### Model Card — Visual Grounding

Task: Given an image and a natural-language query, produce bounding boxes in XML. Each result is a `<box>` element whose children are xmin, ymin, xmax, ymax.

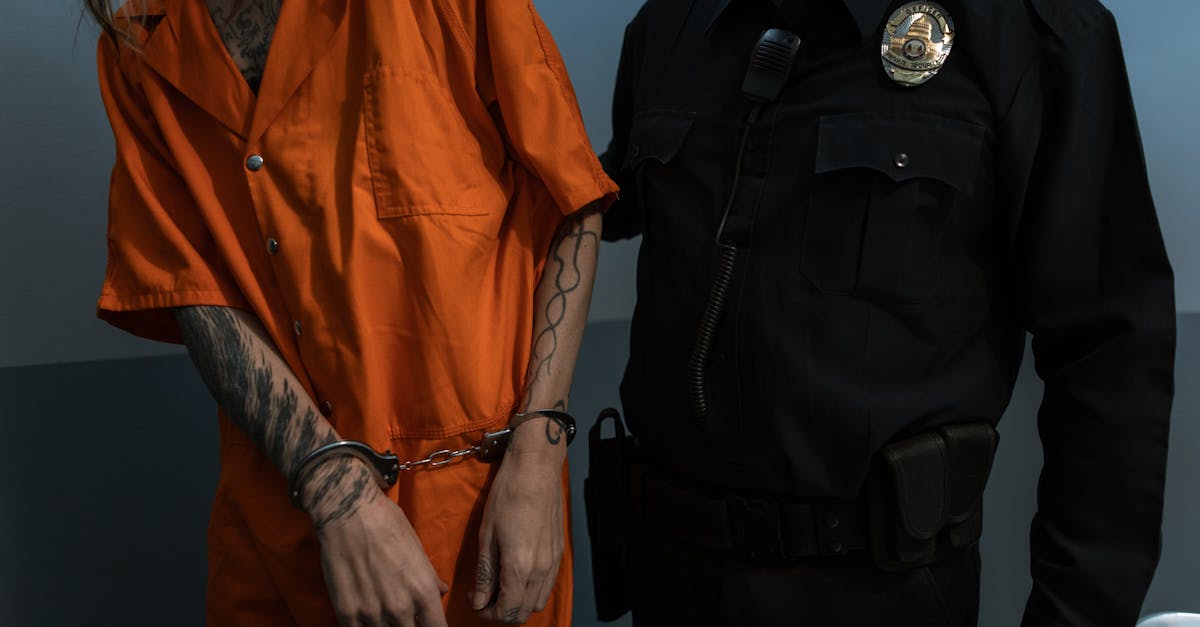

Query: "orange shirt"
<box><xmin>96</xmin><ymin>0</ymin><xmax>617</xmax><ymax>624</ymax></box>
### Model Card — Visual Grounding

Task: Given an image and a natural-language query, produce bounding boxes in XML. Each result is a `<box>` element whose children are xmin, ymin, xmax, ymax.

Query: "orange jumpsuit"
<box><xmin>95</xmin><ymin>0</ymin><xmax>617</xmax><ymax>624</ymax></box>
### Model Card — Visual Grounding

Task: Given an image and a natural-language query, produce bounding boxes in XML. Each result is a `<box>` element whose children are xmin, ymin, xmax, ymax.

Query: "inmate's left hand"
<box><xmin>472</xmin><ymin>416</ymin><xmax>567</xmax><ymax>624</ymax></box>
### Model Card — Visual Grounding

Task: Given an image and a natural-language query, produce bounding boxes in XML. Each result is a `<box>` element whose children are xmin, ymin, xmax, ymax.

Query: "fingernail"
<box><xmin>472</xmin><ymin>591</ymin><xmax>487</xmax><ymax>610</ymax></box>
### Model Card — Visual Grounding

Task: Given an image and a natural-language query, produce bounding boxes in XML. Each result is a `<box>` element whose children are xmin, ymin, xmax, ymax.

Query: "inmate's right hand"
<box><xmin>299</xmin><ymin>456</ymin><xmax>450</xmax><ymax>627</ymax></box>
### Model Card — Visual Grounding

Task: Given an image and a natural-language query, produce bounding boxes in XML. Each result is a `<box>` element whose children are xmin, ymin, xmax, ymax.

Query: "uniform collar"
<box><xmin>706</xmin><ymin>0</ymin><xmax>894</xmax><ymax>42</ymax></box>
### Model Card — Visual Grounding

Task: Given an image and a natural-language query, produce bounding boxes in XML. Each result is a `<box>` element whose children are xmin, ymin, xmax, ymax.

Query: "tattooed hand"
<box><xmin>472</xmin><ymin>416</ymin><xmax>567</xmax><ymax>624</ymax></box>
<box><xmin>312</xmin><ymin>470</ymin><xmax>451</xmax><ymax>627</ymax></box>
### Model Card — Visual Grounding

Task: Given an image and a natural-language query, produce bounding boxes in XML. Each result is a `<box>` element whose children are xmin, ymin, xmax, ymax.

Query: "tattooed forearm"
<box><xmin>521</xmin><ymin>208</ymin><xmax>601</xmax><ymax>410</ymax></box>
<box><xmin>174</xmin><ymin>306</ymin><xmax>371</xmax><ymax>524</ymax></box>
<box><xmin>176</xmin><ymin>306</ymin><xmax>329</xmax><ymax>475</ymax></box>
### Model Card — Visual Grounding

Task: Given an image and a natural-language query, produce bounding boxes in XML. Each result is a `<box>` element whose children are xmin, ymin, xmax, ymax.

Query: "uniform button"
<box><xmin>824</xmin><ymin>512</ymin><xmax>840</xmax><ymax>529</ymax></box>
<box><xmin>631</xmin><ymin>145</ymin><xmax>640</xmax><ymax>159</ymax></box>
<box><xmin>828</xmin><ymin>539</ymin><xmax>844</xmax><ymax>554</ymax></box>
<box><xmin>894</xmin><ymin>153</ymin><xmax>910</xmax><ymax>168</ymax></box>
<box><xmin>319</xmin><ymin>400</ymin><xmax>334</xmax><ymax>417</ymax></box>
<box><xmin>246</xmin><ymin>154</ymin><xmax>265</xmax><ymax>171</ymax></box>
<box><xmin>267</xmin><ymin>238</ymin><xmax>279</xmax><ymax>254</ymax></box>
<box><xmin>293</xmin><ymin>320</ymin><xmax>302</xmax><ymax>336</ymax></box>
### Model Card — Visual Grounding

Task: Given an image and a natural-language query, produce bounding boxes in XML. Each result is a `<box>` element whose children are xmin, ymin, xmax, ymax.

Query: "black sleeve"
<box><xmin>600</xmin><ymin>15</ymin><xmax>644</xmax><ymax>241</ymax></box>
<box><xmin>1012</xmin><ymin>7</ymin><xmax>1176</xmax><ymax>626</ymax></box>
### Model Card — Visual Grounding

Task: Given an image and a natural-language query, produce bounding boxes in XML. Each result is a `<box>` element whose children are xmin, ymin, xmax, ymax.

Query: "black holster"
<box><xmin>867</xmin><ymin>422</ymin><xmax>999</xmax><ymax>571</ymax></box>
<box><xmin>582</xmin><ymin>408</ymin><xmax>635</xmax><ymax>621</ymax></box>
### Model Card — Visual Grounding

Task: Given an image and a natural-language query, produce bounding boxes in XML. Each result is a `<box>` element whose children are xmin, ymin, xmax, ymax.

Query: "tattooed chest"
<box><xmin>207</xmin><ymin>0</ymin><xmax>282</xmax><ymax>93</ymax></box>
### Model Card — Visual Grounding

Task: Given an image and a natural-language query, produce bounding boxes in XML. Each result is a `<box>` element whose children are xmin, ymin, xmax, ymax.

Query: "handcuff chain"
<box><xmin>389</xmin><ymin>411</ymin><xmax>570</xmax><ymax>473</ymax></box>
<box><xmin>396</xmin><ymin>445</ymin><xmax>480</xmax><ymax>471</ymax></box>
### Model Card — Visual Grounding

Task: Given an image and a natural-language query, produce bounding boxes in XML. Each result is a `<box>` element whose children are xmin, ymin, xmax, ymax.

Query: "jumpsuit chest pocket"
<box><xmin>801</xmin><ymin>112</ymin><xmax>986</xmax><ymax>302</ymax></box>
<box><xmin>362</xmin><ymin>66</ymin><xmax>490</xmax><ymax>218</ymax></box>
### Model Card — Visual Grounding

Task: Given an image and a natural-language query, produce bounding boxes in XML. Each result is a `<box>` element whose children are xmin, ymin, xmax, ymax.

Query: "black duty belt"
<box><xmin>636</xmin><ymin>468</ymin><xmax>870</xmax><ymax>560</ymax></box>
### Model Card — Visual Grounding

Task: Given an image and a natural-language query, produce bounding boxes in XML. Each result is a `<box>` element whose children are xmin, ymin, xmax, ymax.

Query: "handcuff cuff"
<box><xmin>288</xmin><ymin>410</ymin><xmax>576</xmax><ymax>507</ymax></box>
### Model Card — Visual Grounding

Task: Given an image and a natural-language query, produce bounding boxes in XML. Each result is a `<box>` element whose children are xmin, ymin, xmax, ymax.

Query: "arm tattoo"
<box><xmin>522</xmin><ymin>211</ymin><xmax>600</xmax><ymax>408</ymax></box>
<box><xmin>308</xmin><ymin>463</ymin><xmax>376</xmax><ymax>530</ymax></box>
<box><xmin>543</xmin><ymin>400</ymin><xmax>567</xmax><ymax>445</ymax></box>
<box><xmin>175</xmin><ymin>306</ymin><xmax>370</xmax><ymax>527</ymax></box>
<box><xmin>544</xmin><ymin>419</ymin><xmax>562</xmax><ymax>445</ymax></box>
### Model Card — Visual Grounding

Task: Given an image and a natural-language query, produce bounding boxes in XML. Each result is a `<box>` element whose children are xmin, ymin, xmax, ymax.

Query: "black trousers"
<box><xmin>628</xmin><ymin>525</ymin><xmax>981</xmax><ymax>627</ymax></box>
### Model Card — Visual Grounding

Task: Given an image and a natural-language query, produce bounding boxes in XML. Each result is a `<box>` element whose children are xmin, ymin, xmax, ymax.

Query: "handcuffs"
<box><xmin>288</xmin><ymin>410</ymin><xmax>576</xmax><ymax>507</ymax></box>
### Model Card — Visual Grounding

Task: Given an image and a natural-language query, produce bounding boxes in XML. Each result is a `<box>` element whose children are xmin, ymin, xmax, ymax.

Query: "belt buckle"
<box><xmin>728</xmin><ymin>497</ymin><xmax>783</xmax><ymax>559</ymax></box>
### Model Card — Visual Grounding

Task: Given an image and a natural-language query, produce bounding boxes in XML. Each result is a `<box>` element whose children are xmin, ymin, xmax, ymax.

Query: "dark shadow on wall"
<box><xmin>1</xmin><ymin>318</ymin><xmax>1197</xmax><ymax>626</ymax></box>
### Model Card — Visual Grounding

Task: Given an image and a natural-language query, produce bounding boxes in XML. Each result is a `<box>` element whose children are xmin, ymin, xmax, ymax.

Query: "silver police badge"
<box><xmin>881</xmin><ymin>2</ymin><xmax>956</xmax><ymax>87</ymax></box>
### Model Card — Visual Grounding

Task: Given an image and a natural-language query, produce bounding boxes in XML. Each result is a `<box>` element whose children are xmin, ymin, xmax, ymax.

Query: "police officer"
<box><xmin>595</xmin><ymin>0</ymin><xmax>1175</xmax><ymax>625</ymax></box>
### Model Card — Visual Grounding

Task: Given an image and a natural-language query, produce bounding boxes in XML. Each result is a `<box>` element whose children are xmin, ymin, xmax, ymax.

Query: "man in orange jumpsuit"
<box><xmin>88</xmin><ymin>0</ymin><xmax>617</xmax><ymax>625</ymax></box>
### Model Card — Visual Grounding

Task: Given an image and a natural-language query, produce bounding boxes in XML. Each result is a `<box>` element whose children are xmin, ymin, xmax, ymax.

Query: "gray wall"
<box><xmin>0</xmin><ymin>0</ymin><xmax>1197</xmax><ymax>624</ymax></box>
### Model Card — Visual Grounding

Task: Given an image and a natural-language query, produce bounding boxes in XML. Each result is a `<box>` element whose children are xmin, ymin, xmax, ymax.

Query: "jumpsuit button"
<box><xmin>828</xmin><ymin>539</ymin><xmax>844</xmax><ymax>554</ymax></box>
<box><xmin>319</xmin><ymin>400</ymin><xmax>334</xmax><ymax>417</ymax></box>
<box><xmin>894</xmin><ymin>153</ymin><xmax>910</xmax><ymax>168</ymax></box>
<box><xmin>293</xmin><ymin>320</ymin><xmax>302</xmax><ymax>336</ymax></box>
<box><xmin>631</xmin><ymin>145</ymin><xmax>640</xmax><ymax>159</ymax></box>
<box><xmin>824</xmin><ymin>512</ymin><xmax>840</xmax><ymax>529</ymax></box>
<box><xmin>267</xmin><ymin>238</ymin><xmax>279</xmax><ymax>254</ymax></box>
<box><xmin>246</xmin><ymin>154</ymin><xmax>265</xmax><ymax>171</ymax></box>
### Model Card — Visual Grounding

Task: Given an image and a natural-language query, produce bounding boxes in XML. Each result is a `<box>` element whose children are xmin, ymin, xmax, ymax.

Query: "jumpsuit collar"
<box><xmin>139</xmin><ymin>0</ymin><xmax>348</xmax><ymax>144</ymax></box>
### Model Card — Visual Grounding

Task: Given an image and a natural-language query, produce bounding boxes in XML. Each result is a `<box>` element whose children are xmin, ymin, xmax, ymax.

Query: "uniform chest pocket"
<box><xmin>362</xmin><ymin>66</ymin><xmax>490</xmax><ymax>218</ymax></box>
<box><xmin>801</xmin><ymin>112</ymin><xmax>986</xmax><ymax>302</ymax></box>
<box><xmin>622</xmin><ymin>110</ymin><xmax>695</xmax><ymax>213</ymax></box>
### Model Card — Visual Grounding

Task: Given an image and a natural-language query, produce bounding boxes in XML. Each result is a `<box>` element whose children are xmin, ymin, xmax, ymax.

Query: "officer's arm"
<box><xmin>600</xmin><ymin>16</ymin><xmax>646</xmax><ymax>242</ymax></box>
<box><xmin>1013</xmin><ymin>6</ymin><xmax>1174</xmax><ymax>625</ymax></box>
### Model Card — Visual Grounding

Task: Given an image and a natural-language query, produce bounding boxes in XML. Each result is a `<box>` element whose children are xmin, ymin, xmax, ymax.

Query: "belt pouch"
<box><xmin>868</xmin><ymin>423</ymin><xmax>998</xmax><ymax>571</ymax></box>
<box><xmin>583</xmin><ymin>408</ymin><xmax>633</xmax><ymax>621</ymax></box>
<box><xmin>939</xmin><ymin>422</ymin><xmax>998</xmax><ymax>549</ymax></box>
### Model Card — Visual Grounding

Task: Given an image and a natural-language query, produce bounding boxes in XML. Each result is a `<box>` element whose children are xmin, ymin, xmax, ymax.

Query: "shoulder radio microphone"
<box><xmin>690</xmin><ymin>28</ymin><xmax>801</xmax><ymax>422</ymax></box>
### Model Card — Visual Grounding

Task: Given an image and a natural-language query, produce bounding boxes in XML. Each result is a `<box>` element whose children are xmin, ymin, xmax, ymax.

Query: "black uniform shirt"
<box><xmin>600</xmin><ymin>0</ymin><xmax>1175</xmax><ymax>623</ymax></box>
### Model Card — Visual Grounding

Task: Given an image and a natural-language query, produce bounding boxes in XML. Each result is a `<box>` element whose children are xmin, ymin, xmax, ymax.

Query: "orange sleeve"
<box><xmin>473</xmin><ymin>0</ymin><xmax>619</xmax><ymax>215</ymax></box>
<box><xmin>95</xmin><ymin>36</ymin><xmax>248</xmax><ymax>344</ymax></box>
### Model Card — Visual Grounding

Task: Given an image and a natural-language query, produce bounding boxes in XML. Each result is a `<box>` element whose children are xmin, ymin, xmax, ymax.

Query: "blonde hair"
<box><xmin>83</xmin><ymin>0</ymin><xmax>151</xmax><ymax>48</ymax></box>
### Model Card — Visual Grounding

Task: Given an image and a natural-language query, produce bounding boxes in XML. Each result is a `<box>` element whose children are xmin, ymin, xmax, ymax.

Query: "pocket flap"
<box><xmin>816</xmin><ymin>112</ymin><xmax>986</xmax><ymax>195</ymax></box>
<box><xmin>623</xmin><ymin>110</ymin><xmax>695</xmax><ymax>168</ymax></box>
<box><xmin>939</xmin><ymin>422</ymin><xmax>999</xmax><ymax>523</ymax></box>
<box><xmin>882</xmin><ymin>432</ymin><xmax>948</xmax><ymax>540</ymax></box>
